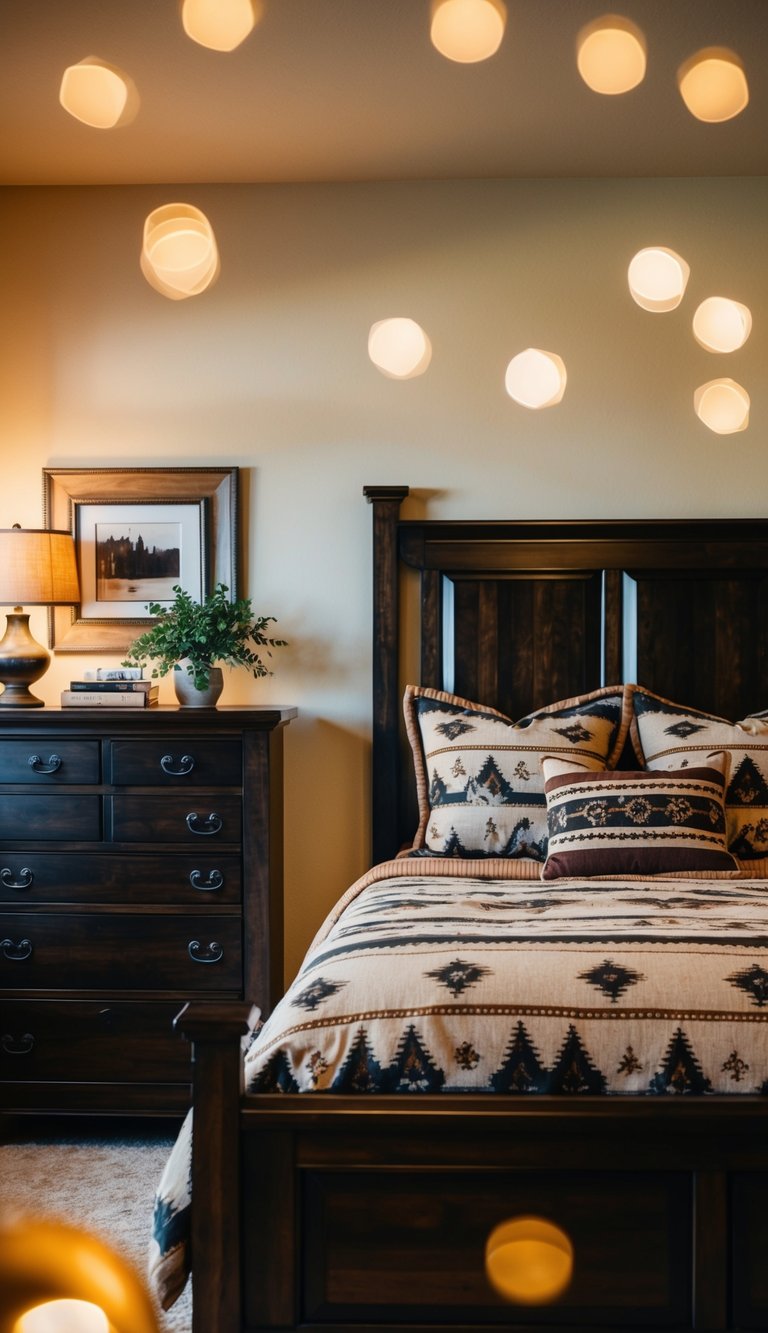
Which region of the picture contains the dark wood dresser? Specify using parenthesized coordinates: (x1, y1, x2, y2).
(0, 704, 295, 1115)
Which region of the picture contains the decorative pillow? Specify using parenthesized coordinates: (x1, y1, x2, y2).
(630, 686, 768, 874)
(540, 755, 740, 881)
(403, 683, 631, 864)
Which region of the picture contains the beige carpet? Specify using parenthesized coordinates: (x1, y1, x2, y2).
(0, 1127, 192, 1333)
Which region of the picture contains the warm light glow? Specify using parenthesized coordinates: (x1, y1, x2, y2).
(627, 246, 689, 312)
(678, 47, 749, 123)
(368, 318, 432, 379)
(181, 0, 262, 51)
(59, 58, 136, 129)
(430, 0, 506, 63)
(576, 15, 646, 95)
(14, 1298, 110, 1333)
(141, 203, 220, 300)
(486, 1216, 574, 1305)
(694, 378, 750, 434)
(692, 296, 752, 353)
(504, 348, 567, 409)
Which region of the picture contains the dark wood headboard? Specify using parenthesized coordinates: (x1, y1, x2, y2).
(366, 486, 768, 864)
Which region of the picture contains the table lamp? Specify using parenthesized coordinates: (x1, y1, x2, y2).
(0, 526, 80, 708)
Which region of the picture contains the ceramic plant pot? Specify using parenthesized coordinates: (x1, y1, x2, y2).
(173, 663, 224, 708)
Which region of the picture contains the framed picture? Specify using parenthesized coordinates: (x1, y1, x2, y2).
(43, 466, 239, 653)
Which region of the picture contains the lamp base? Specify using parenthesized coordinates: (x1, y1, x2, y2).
(0, 611, 50, 708)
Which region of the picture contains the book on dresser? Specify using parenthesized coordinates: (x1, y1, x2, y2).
(61, 682, 159, 707)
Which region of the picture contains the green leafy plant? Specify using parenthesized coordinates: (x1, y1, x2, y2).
(123, 584, 286, 690)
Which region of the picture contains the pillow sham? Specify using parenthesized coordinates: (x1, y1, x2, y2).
(630, 686, 768, 874)
(404, 682, 630, 865)
(540, 754, 740, 880)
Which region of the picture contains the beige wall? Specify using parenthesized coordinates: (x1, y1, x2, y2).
(1, 177, 766, 979)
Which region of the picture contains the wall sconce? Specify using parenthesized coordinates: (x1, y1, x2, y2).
(430, 0, 506, 63)
(141, 203, 220, 300)
(504, 348, 567, 409)
(0, 527, 80, 708)
(485, 1216, 573, 1305)
(694, 378, 750, 434)
(59, 57, 138, 129)
(677, 48, 749, 123)
(692, 296, 752, 353)
(576, 15, 646, 95)
(181, 0, 262, 51)
(368, 318, 432, 378)
(627, 246, 689, 312)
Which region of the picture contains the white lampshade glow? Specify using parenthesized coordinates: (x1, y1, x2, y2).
(181, 0, 262, 51)
(627, 247, 689, 313)
(693, 297, 752, 353)
(141, 203, 219, 300)
(368, 318, 432, 379)
(504, 348, 567, 409)
(14, 1299, 110, 1333)
(59, 58, 136, 129)
(678, 48, 749, 123)
(694, 379, 750, 434)
(485, 1217, 573, 1305)
(576, 15, 646, 95)
(430, 0, 506, 63)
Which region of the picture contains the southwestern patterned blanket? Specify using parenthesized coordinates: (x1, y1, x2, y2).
(149, 859, 768, 1308)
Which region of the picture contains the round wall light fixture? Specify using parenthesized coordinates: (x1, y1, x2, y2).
(504, 348, 567, 409)
(181, 0, 262, 52)
(576, 15, 646, 95)
(59, 57, 137, 129)
(677, 47, 749, 122)
(694, 378, 750, 434)
(368, 318, 432, 379)
(141, 203, 220, 300)
(692, 296, 752, 353)
(430, 0, 506, 63)
(627, 246, 689, 312)
(485, 1216, 574, 1305)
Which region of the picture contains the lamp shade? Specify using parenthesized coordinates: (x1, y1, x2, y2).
(430, 0, 506, 63)
(59, 58, 137, 129)
(576, 15, 646, 95)
(694, 378, 750, 434)
(0, 529, 80, 607)
(485, 1216, 573, 1305)
(368, 318, 432, 379)
(141, 203, 219, 300)
(678, 47, 749, 123)
(628, 247, 689, 312)
(692, 297, 752, 353)
(504, 348, 567, 409)
(181, 0, 262, 51)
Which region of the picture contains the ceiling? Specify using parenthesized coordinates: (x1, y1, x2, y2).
(1, 0, 766, 187)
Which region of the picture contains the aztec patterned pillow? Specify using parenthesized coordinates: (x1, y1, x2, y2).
(540, 755, 740, 880)
(404, 682, 630, 865)
(630, 686, 768, 874)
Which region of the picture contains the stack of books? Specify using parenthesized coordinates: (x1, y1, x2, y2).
(61, 671, 159, 708)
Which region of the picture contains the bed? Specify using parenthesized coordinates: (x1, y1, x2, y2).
(152, 489, 768, 1333)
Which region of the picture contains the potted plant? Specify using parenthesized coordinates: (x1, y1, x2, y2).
(123, 583, 286, 706)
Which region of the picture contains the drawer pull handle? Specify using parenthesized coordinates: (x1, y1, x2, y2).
(161, 753, 195, 776)
(1, 1032, 34, 1055)
(1, 937, 33, 961)
(186, 812, 223, 836)
(1, 866, 34, 890)
(189, 868, 224, 891)
(188, 939, 223, 964)
(28, 753, 62, 775)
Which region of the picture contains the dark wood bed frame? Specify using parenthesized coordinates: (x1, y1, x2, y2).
(178, 488, 768, 1333)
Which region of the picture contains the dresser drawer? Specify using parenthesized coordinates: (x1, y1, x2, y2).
(0, 794, 100, 841)
(0, 853, 242, 904)
(110, 738, 241, 786)
(0, 739, 100, 784)
(110, 794, 241, 844)
(0, 999, 189, 1082)
(0, 913, 242, 990)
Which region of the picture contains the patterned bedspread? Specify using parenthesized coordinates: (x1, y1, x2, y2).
(149, 860, 768, 1307)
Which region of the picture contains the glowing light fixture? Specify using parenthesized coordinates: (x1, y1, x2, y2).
(368, 318, 432, 379)
(694, 378, 750, 434)
(692, 296, 752, 353)
(504, 348, 567, 409)
(576, 15, 646, 95)
(59, 58, 137, 129)
(678, 48, 749, 123)
(485, 1216, 574, 1305)
(14, 1298, 110, 1332)
(627, 247, 689, 312)
(430, 0, 506, 63)
(181, 0, 262, 51)
(141, 203, 220, 300)
(0, 527, 80, 708)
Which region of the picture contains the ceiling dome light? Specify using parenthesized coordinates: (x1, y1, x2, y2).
(368, 318, 432, 379)
(627, 246, 689, 312)
(59, 57, 137, 129)
(485, 1217, 573, 1305)
(430, 0, 506, 64)
(694, 378, 750, 434)
(693, 297, 752, 353)
(504, 348, 567, 409)
(576, 15, 646, 95)
(678, 48, 749, 123)
(141, 203, 219, 300)
(181, 0, 262, 52)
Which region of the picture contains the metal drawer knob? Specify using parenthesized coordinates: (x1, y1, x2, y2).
(161, 753, 195, 776)
(1, 1032, 34, 1055)
(28, 753, 62, 775)
(188, 939, 224, 964)
(1, 866, 34, 890)
(189, 868, 224, 891)
(186, 812, 223, 836)
(0, 938, 33, 961)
